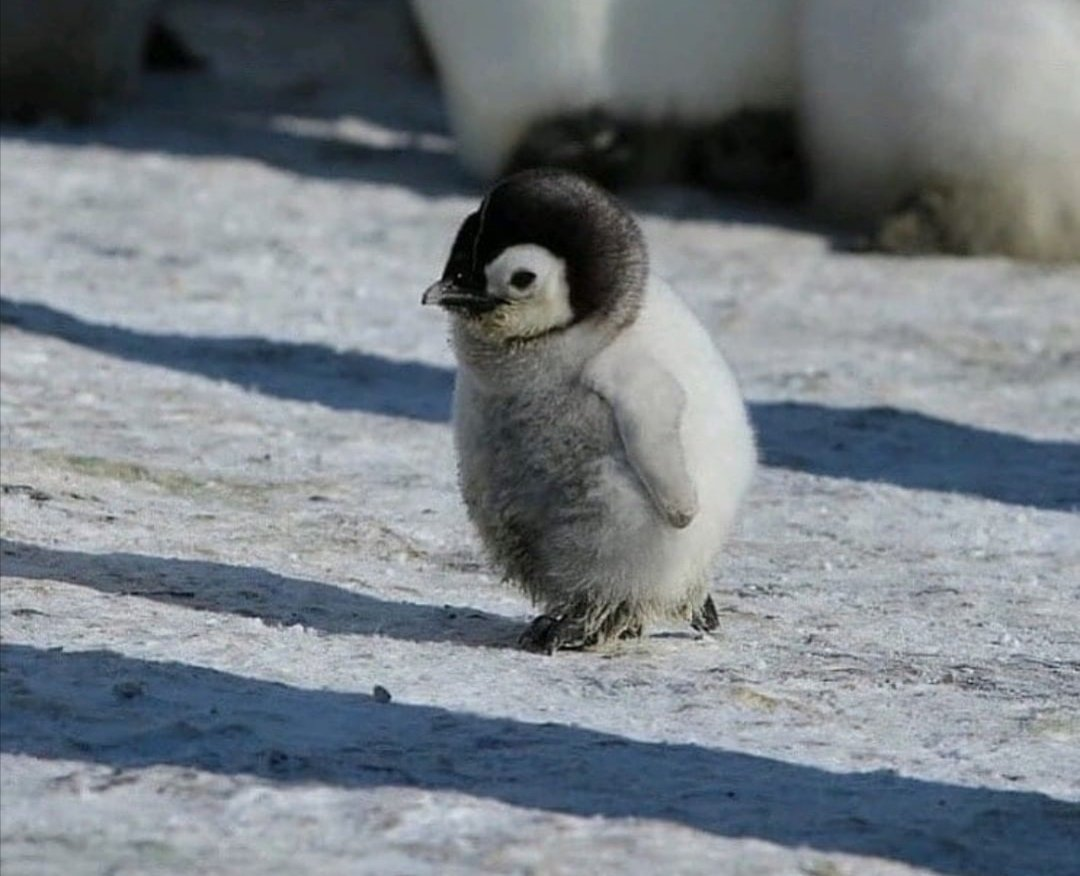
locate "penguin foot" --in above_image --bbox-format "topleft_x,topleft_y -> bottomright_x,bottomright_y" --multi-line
508,108 -> 637,189
508,109 -> 693,190
518,614 -> 593,655
876,185 -> 958,255
690,595 -> 720,633
692,109 -> 808,203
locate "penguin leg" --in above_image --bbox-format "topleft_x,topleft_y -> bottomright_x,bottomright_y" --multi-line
692,109 -> 808,203
507,108 -> 636,189
518,614 -> 591,655
507,110 -> 691,189
876,184 -> 964,255
590,600 -> 645,646
690,594 -> 720,633
518,599 -> 642,654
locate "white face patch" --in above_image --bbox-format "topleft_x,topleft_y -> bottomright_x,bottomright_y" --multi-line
478,244 -> 573,341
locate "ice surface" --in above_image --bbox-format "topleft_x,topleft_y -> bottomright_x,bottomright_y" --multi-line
2,3 -> 1078,874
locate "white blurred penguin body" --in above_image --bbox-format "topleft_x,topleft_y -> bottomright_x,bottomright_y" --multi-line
798,0 -> 1080,259
411,0 -> 797,180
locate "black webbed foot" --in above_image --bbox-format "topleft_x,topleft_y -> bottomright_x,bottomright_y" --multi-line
508,109 -> 637,189
876,184 -> 965,255
518,614 -> 593,655
693,109 -> 808,204
690,595 -> 720,633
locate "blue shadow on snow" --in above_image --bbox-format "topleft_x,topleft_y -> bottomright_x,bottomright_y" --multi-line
1,643 -> 1076,876
2,296 -> 1077,510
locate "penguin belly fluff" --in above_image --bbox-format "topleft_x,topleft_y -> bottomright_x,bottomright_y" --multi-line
422,169 -> 756,653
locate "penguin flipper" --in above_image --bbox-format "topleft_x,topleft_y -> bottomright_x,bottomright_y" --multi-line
585,348 -> 698,529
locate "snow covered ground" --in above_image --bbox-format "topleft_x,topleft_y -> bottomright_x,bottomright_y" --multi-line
1,3 -> 1078,874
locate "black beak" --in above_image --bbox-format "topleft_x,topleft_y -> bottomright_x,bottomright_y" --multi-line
421,279 -> 504,313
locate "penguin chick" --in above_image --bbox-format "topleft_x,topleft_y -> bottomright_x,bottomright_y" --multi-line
422,169 -> 756,653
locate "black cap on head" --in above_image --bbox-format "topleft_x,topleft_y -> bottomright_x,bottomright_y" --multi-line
440,169 -> 648,325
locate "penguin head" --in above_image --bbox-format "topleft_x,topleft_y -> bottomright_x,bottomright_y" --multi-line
422,169 -> 648,343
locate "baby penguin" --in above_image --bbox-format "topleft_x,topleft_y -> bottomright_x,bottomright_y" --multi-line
423,169 -> 756,653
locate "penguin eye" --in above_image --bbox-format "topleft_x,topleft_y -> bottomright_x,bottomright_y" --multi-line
509,269 -> 536,290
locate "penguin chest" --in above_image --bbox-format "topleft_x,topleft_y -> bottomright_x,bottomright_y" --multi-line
453,382 -> 650,577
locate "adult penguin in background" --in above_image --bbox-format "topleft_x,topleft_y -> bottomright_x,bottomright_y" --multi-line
798,0 -> 1080,260
411,0 -> 800,197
